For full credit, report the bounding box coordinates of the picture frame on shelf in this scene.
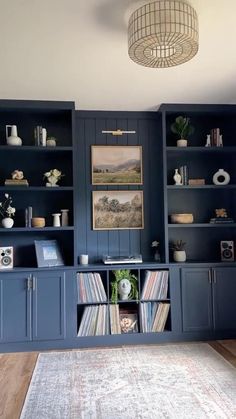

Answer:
[34,239,64,267]
[119,308,139,334]
[92,190,144,230]
[91,145,143,185]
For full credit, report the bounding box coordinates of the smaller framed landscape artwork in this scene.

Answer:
[92,190,144,230]
[34,240,64,267]
[91,145,143,185]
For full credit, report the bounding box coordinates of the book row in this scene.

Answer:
[141,270,169,300]
[78,303,170,336]
[77,272,107,303]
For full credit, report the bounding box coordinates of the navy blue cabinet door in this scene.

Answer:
[32,271,66,341]
[181,268,213,332]
[0,273,31,342]
[213,268,236,331]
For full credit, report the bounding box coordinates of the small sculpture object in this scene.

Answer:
[210,208,234,224]
[12,170,24,180]
[5,169,29,186]
[151,240,161,261]
[205,134,211,147]
[215,208,227,218]
[118,278,131,300]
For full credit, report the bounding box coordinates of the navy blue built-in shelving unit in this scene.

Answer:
[0,100,236,353]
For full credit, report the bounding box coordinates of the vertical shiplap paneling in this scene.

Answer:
[105,118,120,256]
[95,118,109,260]
[116,118,130,256]
[76,111,162,263]
[127,118,141,256]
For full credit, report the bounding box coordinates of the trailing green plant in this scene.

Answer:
[171,116,194,139]
[111,269,138,303]
[171,240,186,251]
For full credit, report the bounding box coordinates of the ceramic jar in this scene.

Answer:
[173,250,186,262]
[52,213,61,227]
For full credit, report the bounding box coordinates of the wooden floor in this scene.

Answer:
[0,340,235,419]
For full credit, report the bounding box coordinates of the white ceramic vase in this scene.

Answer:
[173,250,186,262]
[213,169,230,185]
[6,125,22,146]
[46,175,59,187]
[173,168,182,185]
[2,217,14,228]
[61,209,69,226]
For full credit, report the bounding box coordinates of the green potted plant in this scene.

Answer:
[171,116,194,147]
[171,240,186,262]
[111,269,138,303]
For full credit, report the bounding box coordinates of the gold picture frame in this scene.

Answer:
[92,190,144,230]
[91,145,143,185]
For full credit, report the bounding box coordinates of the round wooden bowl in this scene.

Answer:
[170,213,194,224]
[31,217,45,228]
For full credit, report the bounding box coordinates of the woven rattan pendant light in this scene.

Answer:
[128,0,198,68]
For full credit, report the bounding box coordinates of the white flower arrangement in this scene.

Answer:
[44,169,64,186]
[151,240,159,248]
[44,169,63,180]
[0,193,16,218]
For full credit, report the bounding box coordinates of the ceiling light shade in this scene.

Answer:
[128,0,198,68]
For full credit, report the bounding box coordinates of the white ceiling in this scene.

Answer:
[0,0,236,111]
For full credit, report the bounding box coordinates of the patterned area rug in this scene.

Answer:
[20,343,236,419]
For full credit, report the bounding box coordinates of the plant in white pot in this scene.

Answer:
[0,193,16,228]
[171,240,186,262]
[171,116,194,147]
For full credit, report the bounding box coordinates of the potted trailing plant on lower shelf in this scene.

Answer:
[171,116,194,147]
[171,240,186,262]
[111,269,138,303]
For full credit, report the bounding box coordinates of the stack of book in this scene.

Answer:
[179,165,189,185]
[140,302,170,332]
[5,179,29,186]
[77,304,109,336]
[210,128,223,146]
[77,272,107,303]
[141,270,169,300]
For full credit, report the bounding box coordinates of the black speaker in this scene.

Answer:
[0,247,13,269]
[220,241,234,262]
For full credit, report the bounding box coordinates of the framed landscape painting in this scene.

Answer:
[91,145,143,185]
[92,190,144,230]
